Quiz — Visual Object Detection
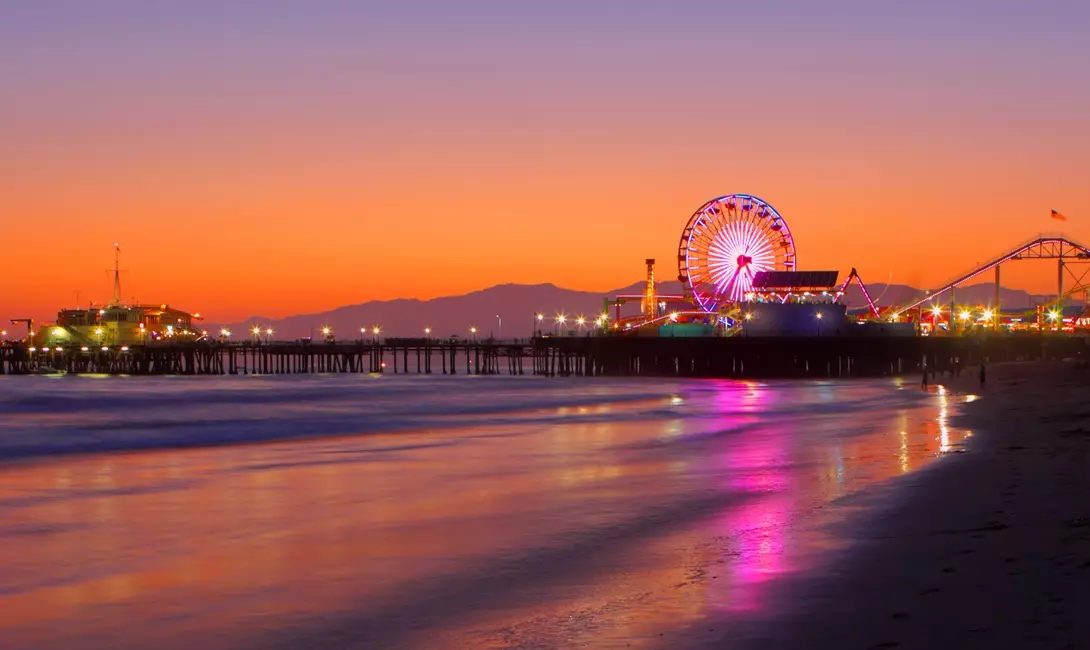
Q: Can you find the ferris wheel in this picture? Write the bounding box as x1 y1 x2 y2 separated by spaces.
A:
678 194 796 312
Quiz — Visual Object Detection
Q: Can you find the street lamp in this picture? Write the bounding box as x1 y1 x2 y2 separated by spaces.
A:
252 325 261 343
372 326 380 343
534 313 544 338
816 311 824 337
556 314 566 335
470 326 477 341
495 314 501 340
424 327 431 340
220 328 231 340
265 327 273 344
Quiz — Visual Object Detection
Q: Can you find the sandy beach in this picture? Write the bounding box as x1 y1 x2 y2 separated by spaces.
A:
721 361 1090 649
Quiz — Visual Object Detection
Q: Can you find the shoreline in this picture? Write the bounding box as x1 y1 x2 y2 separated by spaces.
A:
719 360 1090 648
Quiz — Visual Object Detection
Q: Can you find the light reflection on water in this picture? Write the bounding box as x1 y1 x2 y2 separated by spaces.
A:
0 376 971 649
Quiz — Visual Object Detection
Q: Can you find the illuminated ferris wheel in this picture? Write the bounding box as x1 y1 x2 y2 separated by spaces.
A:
678 194 796 312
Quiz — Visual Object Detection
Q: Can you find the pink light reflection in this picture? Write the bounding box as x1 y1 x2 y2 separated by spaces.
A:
711 380 772 414
708 493 794 613
704 386 796 612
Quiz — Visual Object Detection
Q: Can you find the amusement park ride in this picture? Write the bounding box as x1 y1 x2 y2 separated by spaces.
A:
602 193 881 336
605 193 1090 336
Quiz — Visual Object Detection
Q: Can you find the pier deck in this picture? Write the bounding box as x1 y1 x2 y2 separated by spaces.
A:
1 335 1085 378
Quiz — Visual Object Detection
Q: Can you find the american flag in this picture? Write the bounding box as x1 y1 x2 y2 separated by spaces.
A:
1051 210 1067 221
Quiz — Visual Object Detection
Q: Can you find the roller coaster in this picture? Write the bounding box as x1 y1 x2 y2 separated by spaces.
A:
892 234 1090 331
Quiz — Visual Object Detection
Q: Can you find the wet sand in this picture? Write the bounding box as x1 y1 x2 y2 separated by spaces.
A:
724 361 1090 649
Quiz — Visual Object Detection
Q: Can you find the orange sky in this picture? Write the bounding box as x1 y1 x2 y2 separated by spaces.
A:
2 2 1088 323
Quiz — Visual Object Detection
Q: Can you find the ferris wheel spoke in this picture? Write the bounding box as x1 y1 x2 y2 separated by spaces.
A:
708 265 737 289
708 234 733 256
721 265 743 297
748 236 774 262
690 225 719 249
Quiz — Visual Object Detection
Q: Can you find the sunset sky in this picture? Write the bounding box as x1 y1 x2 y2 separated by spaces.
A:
3 1 1088 323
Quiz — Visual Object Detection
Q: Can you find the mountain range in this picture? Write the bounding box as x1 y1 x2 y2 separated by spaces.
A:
213 279 1066 340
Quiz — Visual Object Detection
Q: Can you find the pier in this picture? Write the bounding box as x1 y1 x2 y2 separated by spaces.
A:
1 335 1086 378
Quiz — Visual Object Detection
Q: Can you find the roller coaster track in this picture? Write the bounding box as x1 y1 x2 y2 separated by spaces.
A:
895 234 1090 315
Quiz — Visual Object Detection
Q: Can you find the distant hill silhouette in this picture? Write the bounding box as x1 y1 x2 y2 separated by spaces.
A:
214 280 1065 339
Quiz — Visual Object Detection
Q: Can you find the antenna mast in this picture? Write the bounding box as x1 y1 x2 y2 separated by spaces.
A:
110 243 122 306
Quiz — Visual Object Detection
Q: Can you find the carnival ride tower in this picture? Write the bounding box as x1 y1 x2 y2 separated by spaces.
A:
644 258 656 319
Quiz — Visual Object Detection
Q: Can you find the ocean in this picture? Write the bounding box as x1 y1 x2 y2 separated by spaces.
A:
0 374 969 649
